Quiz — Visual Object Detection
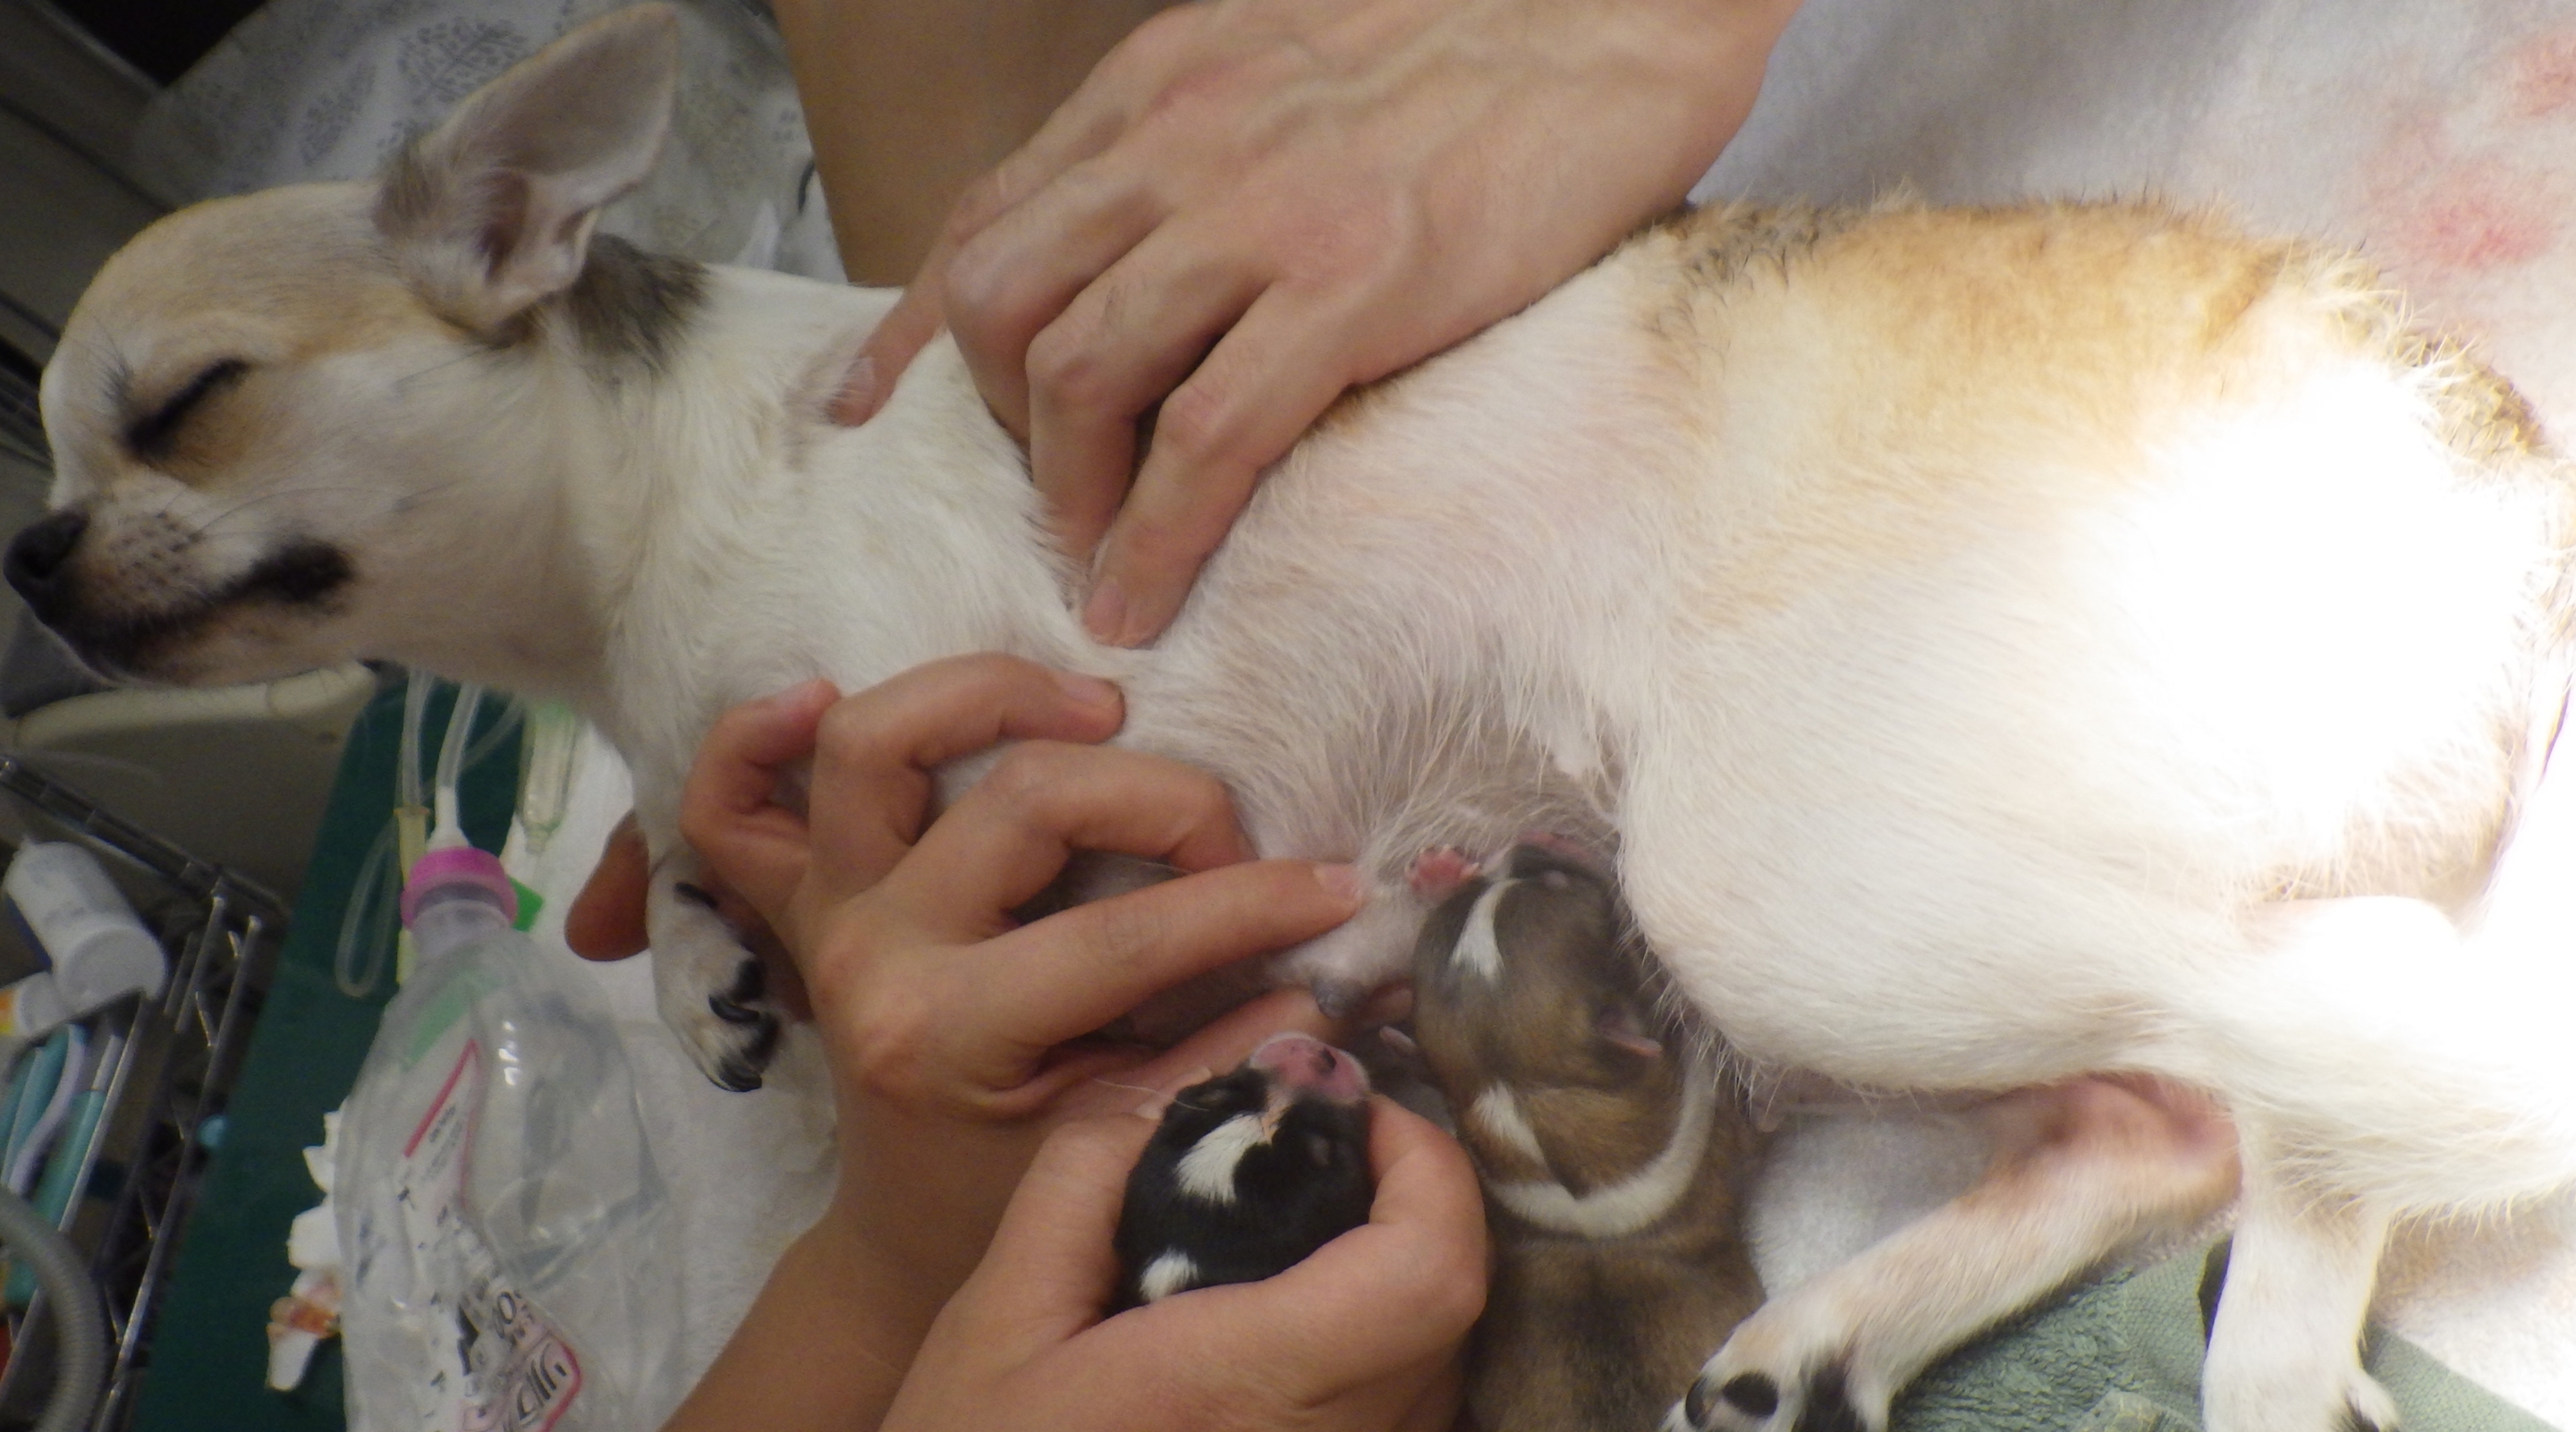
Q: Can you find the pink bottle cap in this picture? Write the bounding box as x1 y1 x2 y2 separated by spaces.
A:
401 845 520 929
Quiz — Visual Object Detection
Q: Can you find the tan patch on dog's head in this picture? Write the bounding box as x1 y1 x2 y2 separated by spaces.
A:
47 183 463 489
25 183 481 681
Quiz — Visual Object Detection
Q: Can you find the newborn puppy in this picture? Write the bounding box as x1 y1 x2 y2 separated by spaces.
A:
1113 1032 1376 1309
1409 843 1766 1432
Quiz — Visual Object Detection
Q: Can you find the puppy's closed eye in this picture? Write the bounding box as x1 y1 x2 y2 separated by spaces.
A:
126 358 250 462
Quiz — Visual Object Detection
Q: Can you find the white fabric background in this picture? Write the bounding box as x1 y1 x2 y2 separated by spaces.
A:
129 0 2576 1424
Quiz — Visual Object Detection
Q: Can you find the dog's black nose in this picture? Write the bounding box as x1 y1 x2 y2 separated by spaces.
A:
5 511 89 617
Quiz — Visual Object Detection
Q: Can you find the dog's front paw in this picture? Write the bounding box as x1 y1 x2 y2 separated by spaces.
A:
649 869 782 1091
1668 1303 1893 1432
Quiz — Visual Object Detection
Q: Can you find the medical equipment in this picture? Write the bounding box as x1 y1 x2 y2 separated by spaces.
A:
0 755 284 1430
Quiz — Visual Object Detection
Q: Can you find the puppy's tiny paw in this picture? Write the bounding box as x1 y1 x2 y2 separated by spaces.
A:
1407 846 1481 897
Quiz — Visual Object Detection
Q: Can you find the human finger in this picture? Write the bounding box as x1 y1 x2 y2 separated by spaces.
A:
796 657 1126 911
1023 225 1269 568
565 813 650 961
829 30 1149 434
874 741 1260 937
678 678 840 919
1199 1097 1489 1381
945 162 1166 447
969 873 1362 1106
1085 284 1359 645
829 282 945 427
946 1110 1161 1348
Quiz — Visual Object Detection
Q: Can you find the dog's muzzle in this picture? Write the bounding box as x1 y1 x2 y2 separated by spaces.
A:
5 510 89 624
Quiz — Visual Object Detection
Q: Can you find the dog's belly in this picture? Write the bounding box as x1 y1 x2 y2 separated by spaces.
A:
1101 220 2566 1090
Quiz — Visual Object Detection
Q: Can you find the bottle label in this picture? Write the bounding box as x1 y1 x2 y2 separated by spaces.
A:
392 1040 584 1432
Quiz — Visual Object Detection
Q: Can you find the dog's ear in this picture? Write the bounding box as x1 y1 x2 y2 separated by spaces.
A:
375 4 680 332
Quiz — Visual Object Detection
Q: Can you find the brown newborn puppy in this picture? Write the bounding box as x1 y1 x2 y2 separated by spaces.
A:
1406 842 1767 1432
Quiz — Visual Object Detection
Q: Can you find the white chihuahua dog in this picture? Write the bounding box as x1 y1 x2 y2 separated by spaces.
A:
13 10 2574 1430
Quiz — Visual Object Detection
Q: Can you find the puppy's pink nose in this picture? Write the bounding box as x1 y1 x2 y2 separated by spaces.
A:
1250 1032 1371 1104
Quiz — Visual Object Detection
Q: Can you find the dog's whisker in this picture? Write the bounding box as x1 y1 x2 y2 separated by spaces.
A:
382 477 473 518
1087 1075 1165 1100
390 349 484 392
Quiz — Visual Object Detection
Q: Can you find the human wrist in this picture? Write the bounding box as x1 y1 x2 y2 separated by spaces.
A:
834 1108 1038 1294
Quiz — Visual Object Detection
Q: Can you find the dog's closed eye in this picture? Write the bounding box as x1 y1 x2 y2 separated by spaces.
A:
125 358 250 462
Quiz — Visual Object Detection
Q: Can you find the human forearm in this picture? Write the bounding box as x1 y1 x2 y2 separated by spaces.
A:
661 1215 924 1432
772 0 1178 283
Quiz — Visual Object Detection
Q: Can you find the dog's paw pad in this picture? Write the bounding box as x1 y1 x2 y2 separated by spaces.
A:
1669 1318 1895 1432
653 879 786 1092
1674 1351 1885 1432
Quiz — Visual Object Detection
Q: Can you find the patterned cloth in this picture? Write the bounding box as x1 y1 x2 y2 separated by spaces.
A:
131 0 842 277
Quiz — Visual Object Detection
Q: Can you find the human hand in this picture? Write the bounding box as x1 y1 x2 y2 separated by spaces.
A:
565 812 651 961
885 1092 1487 1432
679 656 1365 1296
838 0 1798 646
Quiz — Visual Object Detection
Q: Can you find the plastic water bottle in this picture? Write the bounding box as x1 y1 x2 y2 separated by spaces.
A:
335 845 681 1432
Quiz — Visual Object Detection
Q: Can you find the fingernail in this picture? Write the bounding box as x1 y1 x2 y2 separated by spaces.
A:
1315 863 1368 904
1052 669 1123 712
1082 578 1128 645
757 676 836 711
783 674 835 710
830 354 877 425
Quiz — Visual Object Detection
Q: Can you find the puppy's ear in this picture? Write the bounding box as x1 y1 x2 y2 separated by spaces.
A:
375 4 680 332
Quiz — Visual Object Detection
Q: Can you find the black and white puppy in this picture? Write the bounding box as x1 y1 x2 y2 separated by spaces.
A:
1114 1032 1377 1309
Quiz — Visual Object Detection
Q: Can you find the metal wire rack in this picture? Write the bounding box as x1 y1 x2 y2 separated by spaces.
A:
0 754 285 1431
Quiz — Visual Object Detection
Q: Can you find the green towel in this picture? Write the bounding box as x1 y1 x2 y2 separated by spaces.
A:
1894 1241 2560 1432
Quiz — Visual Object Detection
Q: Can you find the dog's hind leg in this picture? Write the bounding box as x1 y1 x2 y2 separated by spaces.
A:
2201 1123 2397 1432
1672 1076 2239 1432
648 848 783 1091
2186 885 2576 1432
2197 888 2576 1207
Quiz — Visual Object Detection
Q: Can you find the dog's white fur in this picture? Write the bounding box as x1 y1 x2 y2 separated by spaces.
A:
22 11 2576 1429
